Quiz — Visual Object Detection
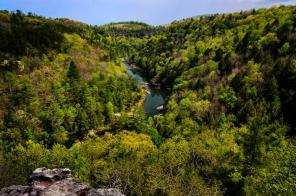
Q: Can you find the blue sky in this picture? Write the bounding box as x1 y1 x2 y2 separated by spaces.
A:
0 0 295 25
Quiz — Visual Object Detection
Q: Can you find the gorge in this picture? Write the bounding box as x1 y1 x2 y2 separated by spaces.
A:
0 5 296 195
125 62 169 116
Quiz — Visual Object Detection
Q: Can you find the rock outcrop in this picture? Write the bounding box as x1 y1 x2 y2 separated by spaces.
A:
0 168 125 196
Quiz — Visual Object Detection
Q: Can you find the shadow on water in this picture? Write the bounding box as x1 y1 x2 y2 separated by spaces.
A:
125 62 169 116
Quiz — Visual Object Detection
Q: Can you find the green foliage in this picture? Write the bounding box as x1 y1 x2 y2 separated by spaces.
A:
128 5 296 195
244 142 296 195
67 61 80 81
218 86 238 109
102 21 164 38
1 6 296 196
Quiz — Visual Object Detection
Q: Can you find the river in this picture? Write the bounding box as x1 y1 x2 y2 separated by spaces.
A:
125 62 169 116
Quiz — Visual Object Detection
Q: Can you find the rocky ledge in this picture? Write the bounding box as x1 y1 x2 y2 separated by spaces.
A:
0 168 124 196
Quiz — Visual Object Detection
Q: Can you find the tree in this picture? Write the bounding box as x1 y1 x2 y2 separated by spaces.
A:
244 142 296 195
67 61 80 81
105 101 115 123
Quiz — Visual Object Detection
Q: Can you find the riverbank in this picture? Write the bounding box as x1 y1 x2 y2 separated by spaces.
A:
124 61 169 116
124 61 169 90
126 87 146 117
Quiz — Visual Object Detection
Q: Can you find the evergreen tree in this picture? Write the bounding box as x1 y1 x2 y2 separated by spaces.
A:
67 61 80 81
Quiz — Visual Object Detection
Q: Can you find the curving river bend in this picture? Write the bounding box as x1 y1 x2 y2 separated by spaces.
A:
125 62 169 116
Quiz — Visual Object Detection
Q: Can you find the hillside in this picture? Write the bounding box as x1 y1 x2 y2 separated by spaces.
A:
101 21 164 38
104 21 150 29
0 6 296 196
128 6 296 194
130 5 296 135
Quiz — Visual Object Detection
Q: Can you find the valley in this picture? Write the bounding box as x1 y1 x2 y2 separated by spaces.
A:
125 61 169 116
0 5 296 195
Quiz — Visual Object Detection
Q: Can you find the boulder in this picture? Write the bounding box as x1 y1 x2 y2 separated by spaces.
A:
96 189 125 196
0 168 125 196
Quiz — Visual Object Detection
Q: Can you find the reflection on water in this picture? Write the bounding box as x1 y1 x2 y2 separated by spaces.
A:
125 63 169 116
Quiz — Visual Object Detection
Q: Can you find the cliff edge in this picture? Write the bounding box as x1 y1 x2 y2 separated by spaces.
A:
0 168 124 196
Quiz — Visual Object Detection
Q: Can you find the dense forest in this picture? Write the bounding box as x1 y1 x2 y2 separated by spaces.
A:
0 6 296 195
102 21 164 38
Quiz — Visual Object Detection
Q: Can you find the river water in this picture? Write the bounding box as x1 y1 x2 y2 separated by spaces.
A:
125 62 169 116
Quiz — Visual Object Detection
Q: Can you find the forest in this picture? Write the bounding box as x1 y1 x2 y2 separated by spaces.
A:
0 5 296 195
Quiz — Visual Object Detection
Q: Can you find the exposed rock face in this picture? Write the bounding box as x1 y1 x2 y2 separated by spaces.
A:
0 168 124 196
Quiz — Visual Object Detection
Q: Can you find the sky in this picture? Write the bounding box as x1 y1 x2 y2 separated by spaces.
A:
0 0 295 25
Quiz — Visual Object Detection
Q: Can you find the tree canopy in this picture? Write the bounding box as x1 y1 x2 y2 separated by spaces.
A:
1 6 296 195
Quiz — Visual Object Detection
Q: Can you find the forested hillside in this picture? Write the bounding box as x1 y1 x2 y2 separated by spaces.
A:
0 6 296 196
102 21 164 37
128 5 296 195
130 6 296 135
